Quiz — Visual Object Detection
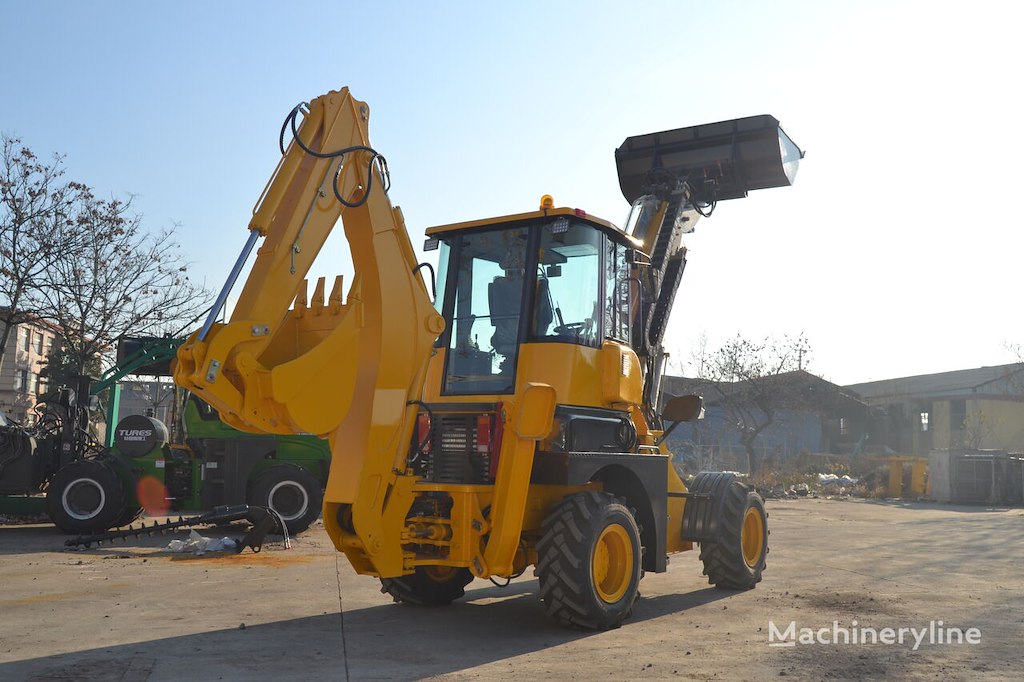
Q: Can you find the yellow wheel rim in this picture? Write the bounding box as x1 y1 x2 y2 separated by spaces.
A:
741 507 765 568
423 566 457 583
592 523 633 603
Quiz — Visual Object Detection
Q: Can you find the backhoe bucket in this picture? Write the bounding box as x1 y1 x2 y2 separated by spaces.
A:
615 115 804 205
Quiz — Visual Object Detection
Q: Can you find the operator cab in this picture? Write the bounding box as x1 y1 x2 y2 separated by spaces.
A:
426 206 640 396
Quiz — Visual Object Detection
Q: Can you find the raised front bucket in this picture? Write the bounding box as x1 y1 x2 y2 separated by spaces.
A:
615 115 804 205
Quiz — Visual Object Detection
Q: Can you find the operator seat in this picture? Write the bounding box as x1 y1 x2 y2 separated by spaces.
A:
488 273 524 357
533 277 554 336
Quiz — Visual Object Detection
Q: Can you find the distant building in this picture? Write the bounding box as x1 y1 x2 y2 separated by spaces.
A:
0 316 60 422
845 364 1024 456
661 370 881 473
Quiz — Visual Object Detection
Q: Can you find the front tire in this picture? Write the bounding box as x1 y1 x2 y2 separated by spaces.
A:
46 459 126 534
380 566 475 606
248 464 324 534
535 491 642 630
697 477 768 589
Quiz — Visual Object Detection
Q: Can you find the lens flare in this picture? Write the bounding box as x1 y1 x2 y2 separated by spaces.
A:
136 475 169 516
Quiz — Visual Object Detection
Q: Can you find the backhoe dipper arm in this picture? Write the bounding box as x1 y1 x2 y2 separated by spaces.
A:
174 88 442 469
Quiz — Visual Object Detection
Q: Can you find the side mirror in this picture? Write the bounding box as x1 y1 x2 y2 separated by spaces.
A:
656 394 703 446
662 394 703 423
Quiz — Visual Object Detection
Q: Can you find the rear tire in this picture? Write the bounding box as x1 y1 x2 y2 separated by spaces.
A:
535 491 642 630
46 459 126 534
114 504 144 528
380 566 475 606
698 478 768 589
248 464 323 534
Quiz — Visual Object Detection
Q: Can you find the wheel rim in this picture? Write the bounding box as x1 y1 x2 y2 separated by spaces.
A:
592 523 633 603
422 565 459 584
62 478 105 521
267 480 309 521
741 506 765 568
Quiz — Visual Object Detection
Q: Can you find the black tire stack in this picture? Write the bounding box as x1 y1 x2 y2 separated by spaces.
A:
685 472 768 589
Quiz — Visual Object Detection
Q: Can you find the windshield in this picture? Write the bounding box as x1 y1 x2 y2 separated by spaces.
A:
436 218 629 394
532 219 602 347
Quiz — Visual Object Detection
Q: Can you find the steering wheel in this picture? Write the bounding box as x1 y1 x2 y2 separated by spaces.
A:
554 322 587 338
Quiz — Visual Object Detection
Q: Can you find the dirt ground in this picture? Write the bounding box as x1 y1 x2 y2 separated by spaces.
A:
1 497 1021 681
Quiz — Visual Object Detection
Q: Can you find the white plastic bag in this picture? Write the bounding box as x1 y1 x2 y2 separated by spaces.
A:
165 530 239 554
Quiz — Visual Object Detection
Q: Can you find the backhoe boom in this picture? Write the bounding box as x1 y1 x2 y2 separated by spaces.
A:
174 87 442 514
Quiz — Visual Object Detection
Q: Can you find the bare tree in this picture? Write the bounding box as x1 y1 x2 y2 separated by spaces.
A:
0 136 88 374
962 408 995 450
999 343 1024 396
29 193 212 377
39 337 104 396
694 334 811 474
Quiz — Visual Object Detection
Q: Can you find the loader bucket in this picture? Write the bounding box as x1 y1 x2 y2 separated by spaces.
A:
615 115 803 205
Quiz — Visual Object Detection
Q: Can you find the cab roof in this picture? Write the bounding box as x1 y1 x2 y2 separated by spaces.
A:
424 206 637 246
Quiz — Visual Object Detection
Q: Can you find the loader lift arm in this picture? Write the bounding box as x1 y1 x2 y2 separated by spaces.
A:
614 115 804 424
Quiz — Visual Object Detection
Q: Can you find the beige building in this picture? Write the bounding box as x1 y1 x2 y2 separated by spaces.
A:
846 364 1024 456
0 318 59 423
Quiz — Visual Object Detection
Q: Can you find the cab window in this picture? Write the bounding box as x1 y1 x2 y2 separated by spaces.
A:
442 227 529 394
604 238 632 343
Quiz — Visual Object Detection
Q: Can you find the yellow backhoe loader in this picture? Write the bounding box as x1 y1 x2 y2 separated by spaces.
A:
174 88 803 629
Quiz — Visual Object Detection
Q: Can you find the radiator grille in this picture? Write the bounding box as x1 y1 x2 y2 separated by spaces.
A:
429 414 490 484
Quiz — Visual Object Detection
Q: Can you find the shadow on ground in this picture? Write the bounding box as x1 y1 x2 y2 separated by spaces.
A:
0 577 733 681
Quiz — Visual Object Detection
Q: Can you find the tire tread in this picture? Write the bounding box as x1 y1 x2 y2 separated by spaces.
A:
696 477 768 590
535 492 641 630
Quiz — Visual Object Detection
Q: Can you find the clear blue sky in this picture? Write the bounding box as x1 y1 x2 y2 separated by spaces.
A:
3 1 1022 384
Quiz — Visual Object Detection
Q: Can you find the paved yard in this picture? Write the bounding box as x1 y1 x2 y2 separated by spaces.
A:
1 498 1021 681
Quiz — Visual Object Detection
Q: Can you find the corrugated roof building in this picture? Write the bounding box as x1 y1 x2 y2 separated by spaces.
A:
845 364 1024 456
